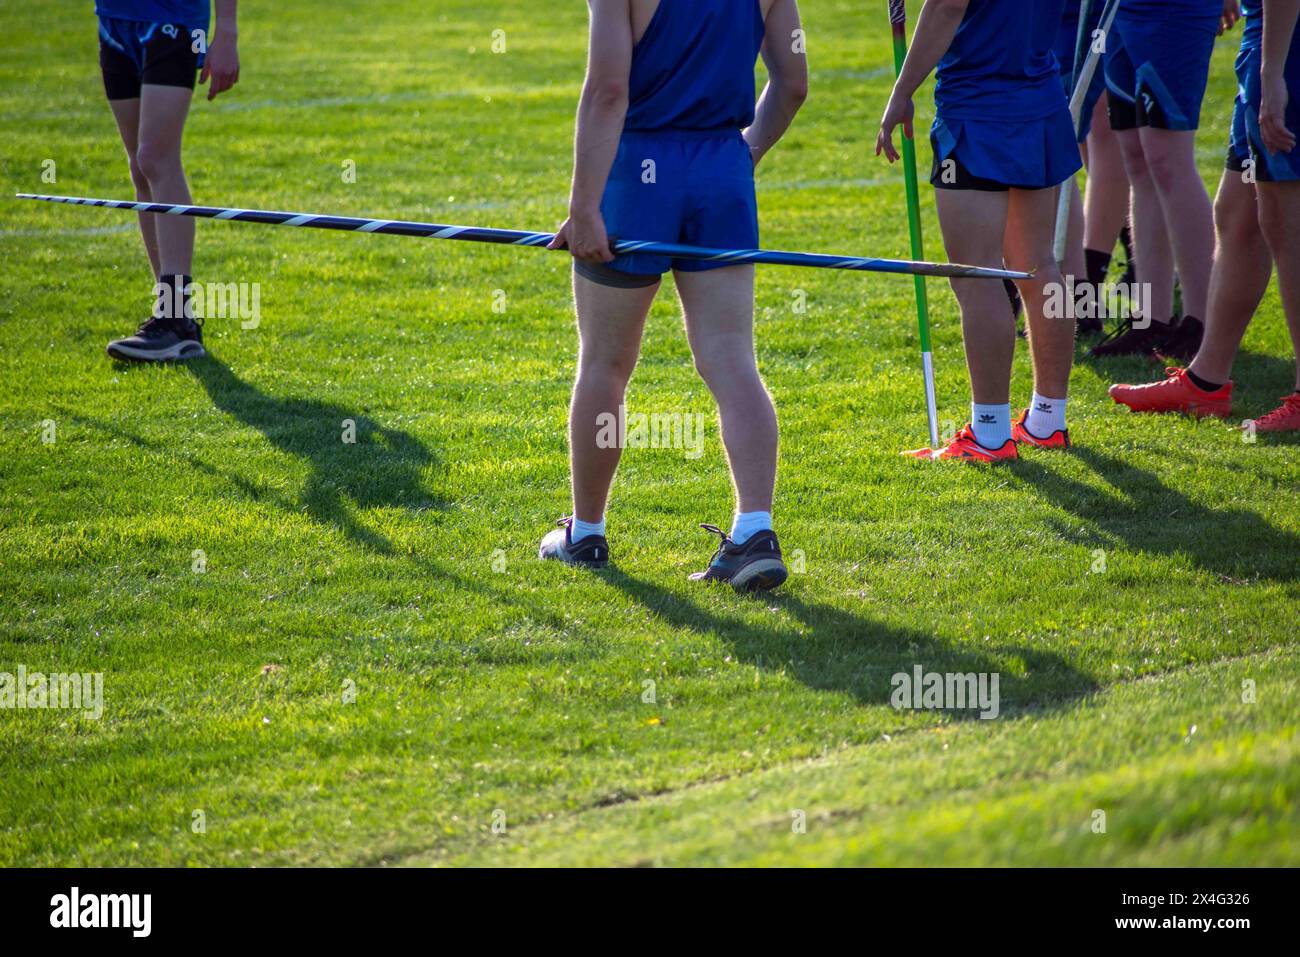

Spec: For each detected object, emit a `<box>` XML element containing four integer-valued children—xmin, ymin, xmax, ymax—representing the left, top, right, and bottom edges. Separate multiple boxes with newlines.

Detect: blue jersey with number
<box><xmin>624</xmin><ymin>0</ymin><xmax>766</xmax><ymax>133</ymax></box>
<box><xmin>94</xmin><ymin>1</ymin><xmax>209</xmax><ymax>27</ymax></box>
<box><xmin>935</xmin><ymin>0</ymin><xmax>1069</xmax><ymax>122</ymax></box>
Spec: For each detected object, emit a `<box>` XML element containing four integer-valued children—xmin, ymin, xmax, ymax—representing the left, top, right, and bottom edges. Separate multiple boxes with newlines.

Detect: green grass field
<box><xmin>1</xmin><ymin>0</ymin><xmax>1296</xmax><ymax>867</ymax></box>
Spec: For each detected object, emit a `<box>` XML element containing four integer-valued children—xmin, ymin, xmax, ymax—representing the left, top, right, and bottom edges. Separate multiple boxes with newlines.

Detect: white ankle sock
<box><xmin>571</xmin><ymin>515</ymin><xmax>605</xmax><ymax>540</ymax></box>
<box><xmin>970</xmin><ymin>403</ymin><xmax>1012</xmax><ymax>449</ymax></box>
<box><xmin>730</xmin><ymin>510</ymin><xmax>772</xmax><ymax>545</ymax></box>
<box><xmin>1024</xmin><ymin>392</ymin><xmax>1067</xmax><ymax>438</ymax></box>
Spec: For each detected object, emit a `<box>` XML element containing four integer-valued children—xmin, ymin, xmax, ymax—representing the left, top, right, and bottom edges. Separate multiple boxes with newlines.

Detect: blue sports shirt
<box><xmin>935</xmin><ymin>0</ymin><xmax>1070</xmax><ymax>122</ymax></box>
<box><xmin>624</xmin><ymin>0</ymin><xmax>767</xmax><ymax>133</ymax></box>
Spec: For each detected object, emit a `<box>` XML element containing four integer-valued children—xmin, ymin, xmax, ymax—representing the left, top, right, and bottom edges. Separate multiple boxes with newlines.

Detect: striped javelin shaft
<box><xmin>14</xmin><ymin>193</ymin><xmax>1032</xmax><ymax>281</ymax></box>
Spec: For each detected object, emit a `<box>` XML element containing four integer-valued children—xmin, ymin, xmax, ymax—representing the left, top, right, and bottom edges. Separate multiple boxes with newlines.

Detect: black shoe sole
<box><xmin>729</xmin><ymin>558</ymin><xmax>789</xmax><ymax>593</ymax></box>
<box><xmin>107</xmin><ymin>341</ymin><xmax>206</xmax><ymax>362</ymax></box>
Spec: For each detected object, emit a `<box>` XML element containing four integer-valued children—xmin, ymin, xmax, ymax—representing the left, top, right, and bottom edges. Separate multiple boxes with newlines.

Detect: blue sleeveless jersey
<box><xmin>95</xmin><ymin>1</ymin><xmax>209</xmax><ymax>26</ymax></box>
<box><xmin>624</xmin><ymin>0</ymin><xmax>766</xmax><ymax>133</ymax></box>
<box><xmin>935</xmin><ymin>0</ymin><xmax>1069</xmax><ymax>122</ymax></box>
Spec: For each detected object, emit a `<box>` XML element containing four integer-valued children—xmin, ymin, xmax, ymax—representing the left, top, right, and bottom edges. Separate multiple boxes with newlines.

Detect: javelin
<box><xmin>1052</xmin><ymin>0</ymin><xmax>1122</xmax><ymax>263</ymax></box>
<box><xmin>15</xmin><ymin>193</ymin><xmax>1031</xmax><ymax>281</ymax></box>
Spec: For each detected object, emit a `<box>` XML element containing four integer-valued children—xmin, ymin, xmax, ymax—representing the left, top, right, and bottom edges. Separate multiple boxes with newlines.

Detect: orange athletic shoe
<box><xmin>903</xmin><ymin>424</ymin><xmax>1018</xmax><ymax>462</ymax></box>
<box><xmin>1108</xmin><ymin>367</ymin><xmax>1233</xmax><ymax>418</ymax></box>
<box><xmin>1012</xmin><ymin>409</ymin><xmax>1071</xmax><ymax>449</ymax></box>
<box><xmin>1248</xmin><ymin>392</ymin><xmax>1300</xmax><ymax>433</ymax></box>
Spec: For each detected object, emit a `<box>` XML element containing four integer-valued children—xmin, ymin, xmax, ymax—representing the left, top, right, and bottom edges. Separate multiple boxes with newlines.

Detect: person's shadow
<box><xmin>585</xmin><ymin>567</ymin><xmax>1095</xmax><ymax>716</ymax></box>
<box><xmin>178</xmin><ymin>356</ymin><xmax>447</xmax><ymax>554</ymax></box>
<box><xmin>1014</xmin><ymin>445</ymin><xmax>1300</xmax><ymax>583</ymax></box>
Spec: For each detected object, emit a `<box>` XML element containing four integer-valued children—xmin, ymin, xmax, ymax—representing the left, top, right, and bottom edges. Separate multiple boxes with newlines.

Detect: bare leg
<box><xmin>1138</xmin><ymin>127</ymin><xmax>1214</xmax><ymax>321</ymax></box>
<box><xmin>674</xmin><ymin>265</ymin><xmax>777</xmax><ymax>514</ymax></box>
<box><xmin>1256</xmin><ymin>181</ymin><xmax>1300</xmax><ymax>390</ymax></box>
<box><xmin>1114</xmin><ymin>129</ymin><xmax>1175</xmax><ymax>327</ymax></box>
<box><xmin>569</xmin><ymin>272</ymin><xmax>658</xmax><ymax>522</ymax></box>
<box><xmin>1065</xmin><ymin>177</ymin><xmax>1087</xmax><ymax>282</ymax></box>
<box><xmin>107</xmin><ymin>97</ymin><xmax>160</xmax><ymax>279</ymax></box>
<box><xmin>935</xmin><ymin>189</ymin><xmax>1014</xmax><ymax>404</ymax></box>
<box><xmin>136</xmin><ymin>84</ymin><xmax>195</xmax><ymax>277</ymax></box>
<box><xmin>1008</xmin><ymin>187</ymin><xmax>1073</xmax><ymax>400</ymax></box>
<box><xmin>1188</xmin><ymin>171</ymin><xmax>1273</xmax><ymax>384</ymax></box>
<box><xmin>1083</xmin><ymin>94</ymin><xmax>1130</xmax><ymax>256</ymax></box>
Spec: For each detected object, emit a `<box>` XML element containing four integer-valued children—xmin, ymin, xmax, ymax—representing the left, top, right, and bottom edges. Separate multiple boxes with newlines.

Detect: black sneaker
<box><xmin>689</xmin><ymin>523</ymin><xmax>787</xmax><ymax>593</ymax></box>
<box><xmin>1155</xmin><ymin>316</ymin><xmax>1204</xmax><ymax>363</ymax></box>
<box><xmin>107</xmin><ymin>315</ymin><xmax>205</xmax><ymax>362</ymax></box>
<box><xmin>538</xmin><ymin>517</ymin><xmax>609</xmax><ymax>568</ymax></box>
<box><xmin>1087</xmin><ymin>317</ymin><xmax>1173</xmax><ymax>358</ymax></box>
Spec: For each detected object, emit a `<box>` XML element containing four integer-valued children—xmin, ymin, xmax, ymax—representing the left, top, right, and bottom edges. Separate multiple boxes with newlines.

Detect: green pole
<box><xmin>889</xmin><ymin>1</ymin><xmax>939</xmax><ymax>447</ymax></box>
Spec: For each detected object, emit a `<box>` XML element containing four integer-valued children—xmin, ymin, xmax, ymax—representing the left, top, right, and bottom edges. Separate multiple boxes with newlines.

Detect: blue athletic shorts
<box><xmin>1226</xmin><ymin>90</ymin><xmax>1251</xmax><ymax>172</ymax></box>
<box><xmin>1238</xmin><ymin>49</ymin><xmax>1300</xmax><ymax>182</ymax></box>
<box><xmin>597</xmin><ymin>129</ymin><xmax>759</xmax><ymax>278</ymax></box>
<box><xmin>929</xmin><ymin>110</ymin><xmax>1082</xmax><ymax>191</ymax></box>
<box><xmin>1104</xmin><ymin>10</ymin><xmax>1218</xmax><ymax>132</ymax></box>
<box><xmin>98</xmin><ymin>16</ymin><xmax>205</xmax><ymax>100</ymax></box>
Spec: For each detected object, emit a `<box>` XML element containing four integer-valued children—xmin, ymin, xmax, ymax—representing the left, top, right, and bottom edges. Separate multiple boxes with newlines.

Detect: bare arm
<box><xmin>745</xmin><ymin>0</ymin><xmax>809</xmax><ymax>168</ymax></box>
<box><xmin>201</xmin><ymin>0</ymin><xmax>240</xmax><ymax>100</ymax></box>
<box><xmin>548</xmin><ymin>0</ymin><xmax>633</xmax><ymax>262</ymax></box>
<box><xmin>1260</xmin><ymin>0</ymin><xmax>1299</xmax><ymax>154</ymax></box>
<box><xmin>876</xmin><ymin>0</ymin><xmax>968</xmax><ymax>162</ymax></box>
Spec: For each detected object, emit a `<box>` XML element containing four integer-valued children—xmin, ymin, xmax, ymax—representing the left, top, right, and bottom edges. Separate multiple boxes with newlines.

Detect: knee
<box><xmin>125</xmin><ymin>152</ymin><xmax>148</xmax><ymax>190</ymax></box>
<box><xmin>1143</xmin><ymin>148</ymin><xmax>1181</xmax><ymax>192</ymax></box>
<box><xmin>1215</xmin><ymin>193</ymin><xmax>1261</xmax><ymax>248</ymax></box>
<box><xmin>134</xmin><ymin>141</ymin><xmax>179</xmax><ymax>183</ymax></box>
<box><xmin>692</xmin><ymin>347</ymin><xmax>754</xmax><ymax>388</ymax></box>
<box><xmin>578</xmin><ymin>350</ymin><xmax>638</xmax><ymax>389</ymax></box>
<box><xmin>1120</xmin><ymin>145</ymin><xmax>1151</xmax><ymax>185</ymax></box>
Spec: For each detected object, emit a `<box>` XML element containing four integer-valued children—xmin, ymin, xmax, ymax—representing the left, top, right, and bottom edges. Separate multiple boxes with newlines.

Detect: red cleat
<box><xmin>1012</xmin><ymin>409</ymin><xmax>1071</xmax><ymax>449</ymax></box>
<box><xmin>1108</xmin><ymin>367</ymin><xmax>1232</xmax><ymax>418</ymax></box>
<box><xmin>903</xmin><ymin>424</ymin><xmax>1018</xmax><ymax>462</ymax></box>
<box><xmin>1247</xmin><ymin>393</ymin><xmax>1300</xmax><ymax>433</ymax></box>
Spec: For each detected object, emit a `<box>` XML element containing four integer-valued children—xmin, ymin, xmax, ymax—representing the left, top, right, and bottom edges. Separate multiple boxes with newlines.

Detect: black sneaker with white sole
<box><xmin>538</xmin><ymin>517</ymin><xmax>609</xmax><ymax>568</ymax></box>
<box><xmin>107</xmin><ymin>315</ymin><xmax>205</xmax><ymax>362</ymax></box>
<box><xmin>689</xmin><ymin>523</ymin><xmax>788</xmax><ymax>593</ymax></box>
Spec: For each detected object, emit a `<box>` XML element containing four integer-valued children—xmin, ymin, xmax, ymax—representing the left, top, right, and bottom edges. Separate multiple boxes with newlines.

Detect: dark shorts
<box><xmin>99</xmin><ymin>16</ymin><xmax>203</xmax><ymax>101</ymax></box>
<box><xmin>582</xmin><ymin>128</ymin><xmax>759</xmax><ymax>286</ymax></box>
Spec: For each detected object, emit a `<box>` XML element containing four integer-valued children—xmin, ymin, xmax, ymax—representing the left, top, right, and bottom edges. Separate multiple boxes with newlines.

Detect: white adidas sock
<box><xmin>1024</xmin><ymin>392</ymin><xmax>1067</xmax><ymax>439</ymax></box>
<box><xmin>970</xmin><ymin>402</ymin><xmax>1012</xmax><ymax>449</ymax></box>
<box><xmin>730</xmin><ymin>510</ymin><xmax>772</xmax><ymax>545</ymax></box>
<box><xmin>571</xmin><ymin>515</ymin><xmax>606</xmax><ymax>540</ymax></box>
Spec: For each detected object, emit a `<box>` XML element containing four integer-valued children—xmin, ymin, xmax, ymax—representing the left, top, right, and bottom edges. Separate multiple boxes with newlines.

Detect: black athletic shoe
<box><xmin>107</xmin><ymin>315</ymin><xmax>205</xmax><ymax>362</ymax></box>
<box><xmin>538</xmin><ymin>517</ymin><xmax>609</xmax><ymax>568</ymax></box>
<box><xmin>689</xmin><ymin>523</ymin><xmax>788</xmax><ymax>593</ymax></box>
<box><xmin>1155</xmin><ymin>316</ymin><xmax>1204</xmax><ymax>363</ymax></box>
<box><xmin>1088</xmin><ymin>317</ymin><xmax>1172</xmax><ymax>358</ymax></box>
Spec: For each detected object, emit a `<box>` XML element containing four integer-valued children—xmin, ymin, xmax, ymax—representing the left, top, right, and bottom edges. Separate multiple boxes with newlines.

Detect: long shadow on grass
<box><xmin>598</xmin><ymin>568</ymin><xmax>1095</xmax><ymax>715</ymax></box>
<box><xmin>1015</xmin><ymin>445</ymin><xmax>1300</xmax><ymax>582</ymax></box>
<box><xmin>182</xmin><ymin>356</ymin><xmax>447</xmax><ymax>554</ymax></box>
